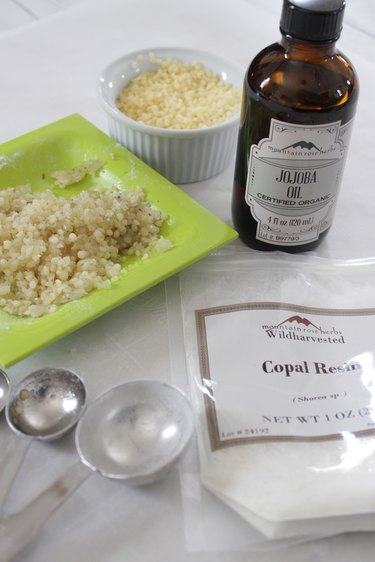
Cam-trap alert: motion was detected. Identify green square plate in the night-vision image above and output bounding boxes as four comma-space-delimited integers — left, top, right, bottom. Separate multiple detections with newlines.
0, 114, 237, 367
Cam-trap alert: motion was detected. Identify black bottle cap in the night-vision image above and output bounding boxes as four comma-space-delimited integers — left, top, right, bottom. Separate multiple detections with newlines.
280, 0, 346, 42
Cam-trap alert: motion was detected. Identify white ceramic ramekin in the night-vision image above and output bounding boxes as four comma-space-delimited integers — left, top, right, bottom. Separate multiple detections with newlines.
97, 47, 244, 184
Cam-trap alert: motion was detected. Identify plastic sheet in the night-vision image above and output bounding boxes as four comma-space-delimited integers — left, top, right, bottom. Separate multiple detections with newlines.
167, 250, 375, 546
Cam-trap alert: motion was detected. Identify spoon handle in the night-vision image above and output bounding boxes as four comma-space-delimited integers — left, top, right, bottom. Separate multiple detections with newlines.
0, 461, 91, 562
0, 433, 30, 509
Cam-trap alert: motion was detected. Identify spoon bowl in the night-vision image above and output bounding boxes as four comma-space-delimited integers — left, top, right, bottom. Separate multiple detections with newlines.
76, 379, 194, 484
0, 369, 10, 414
5, 367, 87, 440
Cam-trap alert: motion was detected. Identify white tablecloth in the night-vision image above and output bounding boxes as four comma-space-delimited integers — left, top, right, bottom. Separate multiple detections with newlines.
1, 0, 375, 560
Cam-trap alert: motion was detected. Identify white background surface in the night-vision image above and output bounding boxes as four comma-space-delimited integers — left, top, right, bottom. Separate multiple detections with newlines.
1, 0, 375, 560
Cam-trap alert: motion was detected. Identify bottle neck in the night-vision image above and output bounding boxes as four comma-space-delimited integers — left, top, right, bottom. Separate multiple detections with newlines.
280, 35, 338, 57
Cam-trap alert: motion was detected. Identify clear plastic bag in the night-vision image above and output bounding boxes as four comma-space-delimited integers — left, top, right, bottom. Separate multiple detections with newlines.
167, 250, 375, 546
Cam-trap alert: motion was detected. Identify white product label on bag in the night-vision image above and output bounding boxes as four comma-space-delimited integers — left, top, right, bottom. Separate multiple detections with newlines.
195, 303, 375, 450
245, 119, 353, 246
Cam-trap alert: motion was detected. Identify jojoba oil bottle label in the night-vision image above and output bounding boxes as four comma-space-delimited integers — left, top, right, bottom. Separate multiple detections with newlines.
245, 118, 353, 246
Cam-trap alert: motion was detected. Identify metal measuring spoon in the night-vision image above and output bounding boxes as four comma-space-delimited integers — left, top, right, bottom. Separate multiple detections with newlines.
5, 367, 86, 440
0, 369, 10, 414
0, 380, 194, 561
0, 368, 86, 508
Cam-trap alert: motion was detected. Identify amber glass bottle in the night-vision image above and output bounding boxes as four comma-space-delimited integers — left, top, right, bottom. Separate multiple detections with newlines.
232, 0, 359, 252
